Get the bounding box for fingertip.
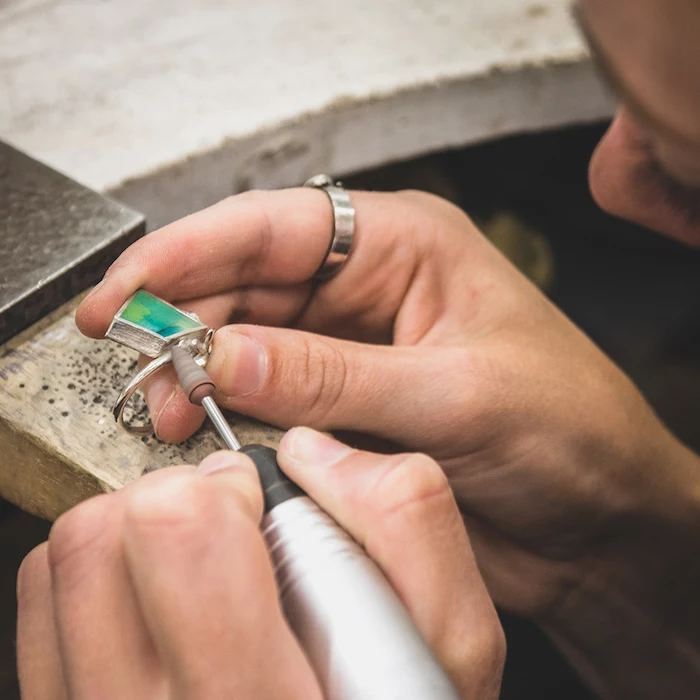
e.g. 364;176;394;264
277;426;298;457
152;390;206;443
75;291;111;338
75;271;142;339
278;427;353;479
276;429;297;478
277;428;295;457
196;451;264;521
196;450;256;476
277;429;365;535
141;366;205;443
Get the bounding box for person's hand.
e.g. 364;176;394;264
77;187;698;622
17;429;505;700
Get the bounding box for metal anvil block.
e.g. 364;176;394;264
0;142;145;344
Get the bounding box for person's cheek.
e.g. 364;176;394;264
589;109;700;246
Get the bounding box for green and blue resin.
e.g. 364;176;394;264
118;290;202;338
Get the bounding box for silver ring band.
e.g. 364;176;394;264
113;351;173;434
112;329;214;434
304;174;355;281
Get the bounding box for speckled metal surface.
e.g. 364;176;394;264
0;141;145;344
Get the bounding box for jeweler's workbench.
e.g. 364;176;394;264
0;145;279;520
0;0;615;520
0;299;282;520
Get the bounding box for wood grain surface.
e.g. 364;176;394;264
0;297;282;521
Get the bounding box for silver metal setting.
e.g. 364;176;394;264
106;293;209;357
304;174;355;281
112;328;214;434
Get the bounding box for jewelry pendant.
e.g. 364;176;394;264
105;290;214;434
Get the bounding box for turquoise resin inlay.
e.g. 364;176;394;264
118;290;203;338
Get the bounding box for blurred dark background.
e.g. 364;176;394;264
2;121;700;698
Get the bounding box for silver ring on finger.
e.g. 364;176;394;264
304;174;355;281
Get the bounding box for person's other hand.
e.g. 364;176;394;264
17;429;504;700
76;187;696;620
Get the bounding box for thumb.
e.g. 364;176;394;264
206;324;468;449
277;427;505;699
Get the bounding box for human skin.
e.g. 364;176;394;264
76;182;700;697
16;428;505;699
581;0;700;243
25;0;700;697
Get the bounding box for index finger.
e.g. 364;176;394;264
76;188;333;338
122;454;323;698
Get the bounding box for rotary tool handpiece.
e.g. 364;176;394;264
171;346;461;700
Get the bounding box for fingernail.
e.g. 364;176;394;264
145;377;177;435
282;427;353;467
146;376;177;409
209;332;267;397
196;451;250;476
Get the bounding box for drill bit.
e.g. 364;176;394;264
170;344;241;450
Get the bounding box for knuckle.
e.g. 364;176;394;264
124;473;252;543
125;473;208;532
481;620;507;675
393;190;476;254
370;452;452;523
445;611;505;699
16;543;49;606
223;190;273;279
48;494;116;573
228;188;267;204
493;626;507;674
395;188;440;207
223;189;269;223
288;336;349;424
471;621;507;697
395;189;465;219
104;254;136;278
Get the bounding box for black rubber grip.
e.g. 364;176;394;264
240;444;305;512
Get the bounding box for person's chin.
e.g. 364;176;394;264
589;110;700;247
